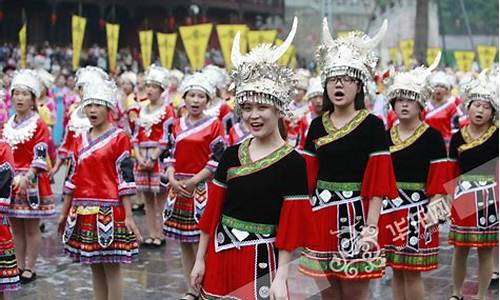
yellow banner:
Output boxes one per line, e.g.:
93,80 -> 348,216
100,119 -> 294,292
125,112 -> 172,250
247,30 -> 277,51
179,23 -> 213,70
157,32 -> 177,69
139,30 -> 153,68
399,39 -> 414,70
19,24 -> 27,69
216,24 -> 248,69
275,39 -> 295,66
106,23 -> 119,73
71,15 -> 86,71
389,47 -> 399,64
454,51 -> 475,72
427,48 -> 441,66
477,45 -> 498,70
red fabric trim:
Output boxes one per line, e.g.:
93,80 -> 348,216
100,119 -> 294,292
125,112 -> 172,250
427,161 -> 454,196
361,154 -> 398,199
275,199 -> 317,251
304,154 -> 319,195
198,181 -> 225,236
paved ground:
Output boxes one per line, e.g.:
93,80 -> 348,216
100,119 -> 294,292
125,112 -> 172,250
6,172 -> 500,299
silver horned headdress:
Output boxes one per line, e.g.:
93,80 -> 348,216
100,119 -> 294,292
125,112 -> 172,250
462,67 -> 498,112
317,18 -> 388,87
231,17 -> 298,117
386,51 -> 442,107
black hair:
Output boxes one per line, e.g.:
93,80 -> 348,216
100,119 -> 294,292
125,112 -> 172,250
322,81 -> 365,113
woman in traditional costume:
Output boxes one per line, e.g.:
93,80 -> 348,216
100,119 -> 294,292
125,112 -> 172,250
162,71 -> 224,300
190,17 -> 315,300
298,19 -> 399,299
58,79 -> 141,300
133,65 -> 175,248
448,69 -> 499,300
1,69 -> 55,283
380,53 -> 452,300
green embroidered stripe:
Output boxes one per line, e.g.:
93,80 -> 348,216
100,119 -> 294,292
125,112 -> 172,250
369,150 -> 390,157
227,144 -> 294,180
449,231 -> 498,244
459,174 -> 496,182
397,182 -> 425,190
299,255 -> 385,273
221,215 -> 276,235
212,179 -> 227,188
386,252 -> 438,267
317,180 -> 361,191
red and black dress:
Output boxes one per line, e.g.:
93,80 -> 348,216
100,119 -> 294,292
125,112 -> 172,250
0,141 -> 20,291
299,110 -> 398,280
448,124 -> 499,247
199,139 -> 315,299
380,123 -> 450,271
162,116 -> 225,243
62,127 -> 139,264
1,112 -> 55,218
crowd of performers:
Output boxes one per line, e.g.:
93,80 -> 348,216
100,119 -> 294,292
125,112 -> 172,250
0,16 -> 497,300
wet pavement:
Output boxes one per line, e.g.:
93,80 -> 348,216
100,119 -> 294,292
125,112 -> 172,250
6,172 -> 499,299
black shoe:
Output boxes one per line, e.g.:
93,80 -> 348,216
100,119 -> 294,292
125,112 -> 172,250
39,223 -> 46,233
20,269 -> 37,284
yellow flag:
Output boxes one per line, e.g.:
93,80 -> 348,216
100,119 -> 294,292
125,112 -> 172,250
106,23 -> 119,73
454,51 -> 475,72
19,24 -> 27,69
290,54 -> 298,69
247,30 -> 277,51
157,32 -> 177,69
275,39 -> 295,66
72,15 -> 86,71
477,45 -> 498,70
389,48 -> 399,64
179,23 -> 213,71
399,39 -> 414,70
139,30 -> 153,68
216,24 -> 248,69
427,48 -> 441,66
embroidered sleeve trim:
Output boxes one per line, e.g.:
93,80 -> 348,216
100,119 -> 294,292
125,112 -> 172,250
390,123 -> 429,153
315,110 -> 369,149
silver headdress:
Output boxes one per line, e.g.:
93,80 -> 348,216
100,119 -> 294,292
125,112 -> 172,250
462,67 -> 498,112
81,79 -> 118,112
144,65 -> 170,89
120,71 -> 137,87
386,52 -> 441,107
231,16 -> 298,117
180,72 -> 216,100
295,68 -> 311,90
317,18 -> 388,87
202,65 -> 229,90
306,76 -> 323,100
429,71 -> 452,90
76,66 -> 110,88
36,68 -> 55,90
10,69 -> 43,98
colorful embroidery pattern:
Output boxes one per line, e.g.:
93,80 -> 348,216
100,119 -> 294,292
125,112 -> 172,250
315,110 -> 369,149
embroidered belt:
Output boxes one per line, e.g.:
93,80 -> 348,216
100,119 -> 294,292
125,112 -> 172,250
215,217 -> 276,253
459,174 -> 496,182
317,180 -> 361,192
221,215 -> 276,235
397,182 -> 425,191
